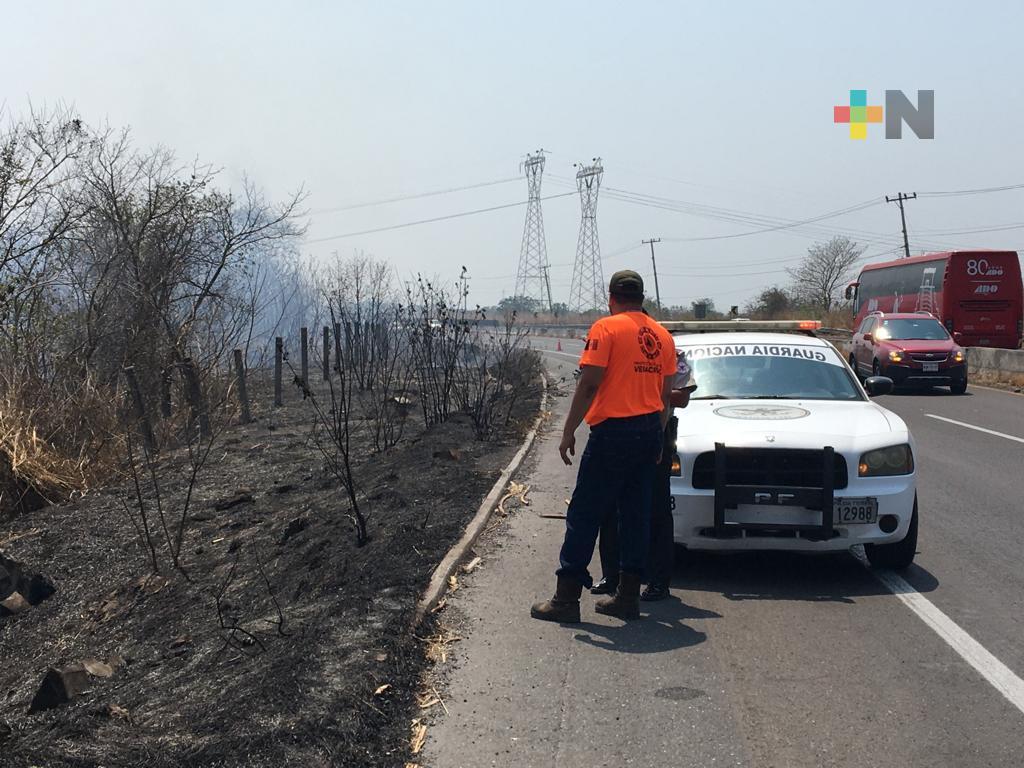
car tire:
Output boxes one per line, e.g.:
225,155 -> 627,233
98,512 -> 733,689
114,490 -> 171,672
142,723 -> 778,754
950,379 -> 968,395
849,354 -> 860,379
865,499 -> 918,570
872,360 -> 881,378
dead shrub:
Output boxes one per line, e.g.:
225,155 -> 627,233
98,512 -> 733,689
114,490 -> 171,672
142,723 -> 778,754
0,373 -> 122,514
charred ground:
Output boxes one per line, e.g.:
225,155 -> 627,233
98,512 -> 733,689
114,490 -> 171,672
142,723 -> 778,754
0,371 -> 542,767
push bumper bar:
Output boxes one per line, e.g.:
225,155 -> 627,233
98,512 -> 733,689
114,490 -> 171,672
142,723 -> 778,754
712,443 -> 836,540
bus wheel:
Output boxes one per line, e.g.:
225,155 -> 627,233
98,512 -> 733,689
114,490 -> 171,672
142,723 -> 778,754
950,379 -> 968,395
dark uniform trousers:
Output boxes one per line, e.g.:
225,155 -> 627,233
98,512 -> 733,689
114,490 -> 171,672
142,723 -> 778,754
556,412 -> 662,588
598,416 -> 676,587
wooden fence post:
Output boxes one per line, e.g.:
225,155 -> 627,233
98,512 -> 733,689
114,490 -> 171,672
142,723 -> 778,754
160,367 -> 173,418
322,326 -> 330,381
233,349 -> 252,424
274,337 -> 284,406
181,358 -> 211,439
123,365 -> 156,455
300,327 -> 309,385
333,323 -> 343,375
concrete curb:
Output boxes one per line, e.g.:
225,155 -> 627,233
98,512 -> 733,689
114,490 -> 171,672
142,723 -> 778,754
413,375 -> 549,628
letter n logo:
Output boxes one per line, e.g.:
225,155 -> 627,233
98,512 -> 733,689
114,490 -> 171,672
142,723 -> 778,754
885,90 -> 935,139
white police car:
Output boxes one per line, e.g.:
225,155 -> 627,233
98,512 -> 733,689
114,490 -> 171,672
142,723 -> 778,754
664,320 -> 918,569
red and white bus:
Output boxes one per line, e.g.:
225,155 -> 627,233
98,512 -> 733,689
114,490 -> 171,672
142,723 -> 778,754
846,250 -> 1023,348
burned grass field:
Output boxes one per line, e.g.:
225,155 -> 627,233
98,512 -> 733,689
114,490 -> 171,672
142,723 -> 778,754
0,365 -> 542,767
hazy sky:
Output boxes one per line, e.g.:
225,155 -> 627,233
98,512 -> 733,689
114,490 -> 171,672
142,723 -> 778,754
8,1 -> 1024,309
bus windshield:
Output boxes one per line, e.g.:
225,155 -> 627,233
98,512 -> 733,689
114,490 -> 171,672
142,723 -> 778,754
876,318 -> 949,341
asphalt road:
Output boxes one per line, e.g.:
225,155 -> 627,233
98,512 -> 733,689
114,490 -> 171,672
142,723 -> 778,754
424,336 -> 1024,768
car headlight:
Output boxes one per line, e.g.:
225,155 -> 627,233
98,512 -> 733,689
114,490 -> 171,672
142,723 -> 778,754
888,349 -> 905,363
953,349 -> 965,363
858,444 -> 914,477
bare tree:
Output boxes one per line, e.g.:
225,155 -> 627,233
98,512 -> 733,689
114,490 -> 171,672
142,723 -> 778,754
0,106 -> 90,382
67,128 -> 305,438
404,271 -> 474,427
787,236 -> 864,312
1,109 -> 306,515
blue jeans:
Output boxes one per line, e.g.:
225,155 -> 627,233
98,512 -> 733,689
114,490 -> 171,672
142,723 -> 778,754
557,412 -> 662,588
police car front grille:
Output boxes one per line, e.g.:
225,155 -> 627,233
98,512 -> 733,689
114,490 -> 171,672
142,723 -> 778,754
691,449 -> 848,490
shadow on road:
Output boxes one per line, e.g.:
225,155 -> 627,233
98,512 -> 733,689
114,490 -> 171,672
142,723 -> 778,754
886,386 -> 972,397
672,549 -> 940,604
572,595 -> 713,654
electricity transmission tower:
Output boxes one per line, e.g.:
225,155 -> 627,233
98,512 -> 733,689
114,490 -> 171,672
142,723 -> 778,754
569,158 -> 604,313
514,150 -> 552,311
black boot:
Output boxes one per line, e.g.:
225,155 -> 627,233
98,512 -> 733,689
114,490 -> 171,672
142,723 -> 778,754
590,576 -> 618,595
640,583 -> 670,602
594,572 -> 642,620
531,576 -> 583,623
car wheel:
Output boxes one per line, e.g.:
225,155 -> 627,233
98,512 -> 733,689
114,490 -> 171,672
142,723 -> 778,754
849,354 -> 860,379
872,359 -> 881,377
950,379 -> 968,395
865,499 -> 918,570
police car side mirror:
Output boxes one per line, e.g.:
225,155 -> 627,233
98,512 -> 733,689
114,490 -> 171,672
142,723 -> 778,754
864,376 -> 894,397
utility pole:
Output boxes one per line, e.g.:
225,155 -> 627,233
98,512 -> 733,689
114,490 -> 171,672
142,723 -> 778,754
885,192 -> 917,258
642,237 -> 662,314
540,264 -> 553,313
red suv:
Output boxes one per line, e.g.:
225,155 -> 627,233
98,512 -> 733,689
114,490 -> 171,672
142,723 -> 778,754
850,312 -> 968,394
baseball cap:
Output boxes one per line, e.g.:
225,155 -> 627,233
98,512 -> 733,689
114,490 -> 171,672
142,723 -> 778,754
608,269 -> 644,297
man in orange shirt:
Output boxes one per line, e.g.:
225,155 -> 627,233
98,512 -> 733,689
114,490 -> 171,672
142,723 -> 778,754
531,270 -> 676,623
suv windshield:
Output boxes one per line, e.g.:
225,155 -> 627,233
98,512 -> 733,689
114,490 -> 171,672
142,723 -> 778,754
876,318 -> 949,341
682,343 -> 863,401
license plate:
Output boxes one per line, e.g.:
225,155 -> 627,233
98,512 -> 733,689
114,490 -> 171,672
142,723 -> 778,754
922,362 -> 939,372
833,497 -> 878,524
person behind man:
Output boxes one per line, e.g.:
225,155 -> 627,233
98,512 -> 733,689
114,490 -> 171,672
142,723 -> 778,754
591,337 -> 697,601
531,270 -> 676,623
643,353 -> 696,600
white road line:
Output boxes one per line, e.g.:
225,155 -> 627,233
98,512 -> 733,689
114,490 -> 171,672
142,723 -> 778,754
925,414 -> 1024,444
538,349 -> 581,361
873,568 -> 1024,716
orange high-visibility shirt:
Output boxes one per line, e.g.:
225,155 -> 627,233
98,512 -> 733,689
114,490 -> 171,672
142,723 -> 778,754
578,311 -> 676,426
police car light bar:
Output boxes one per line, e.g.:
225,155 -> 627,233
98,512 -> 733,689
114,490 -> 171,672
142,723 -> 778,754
660,319 -> 822,334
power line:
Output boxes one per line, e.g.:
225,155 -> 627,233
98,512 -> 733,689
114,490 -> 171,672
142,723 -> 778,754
914,221 -> 1024,236
309,176 -> 520,215
919,182 -> 1024,198
306,191 -> 575,243
553,176 -> 964,252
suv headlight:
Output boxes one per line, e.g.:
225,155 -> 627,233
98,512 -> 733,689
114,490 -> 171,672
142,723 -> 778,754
953,349 -> 965,363
888,349 -> 905,363
858,444 -> 914,477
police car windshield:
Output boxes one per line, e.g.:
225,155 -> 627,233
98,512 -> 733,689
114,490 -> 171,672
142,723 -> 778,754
682,341 -> 862,401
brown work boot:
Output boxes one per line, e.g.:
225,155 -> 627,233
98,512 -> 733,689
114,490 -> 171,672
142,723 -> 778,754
530,576 -> 583,623
594,572 -> 642,620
